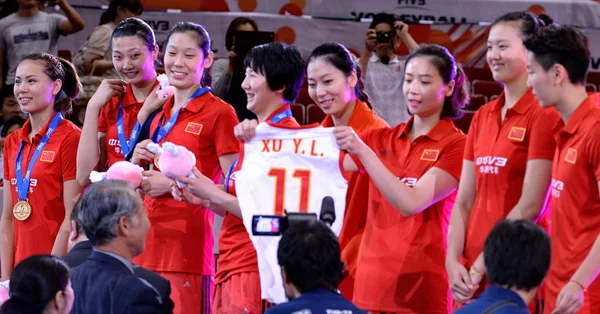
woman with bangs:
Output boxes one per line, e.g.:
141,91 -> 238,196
76,17 -> 160,185
131,22 -> 240,314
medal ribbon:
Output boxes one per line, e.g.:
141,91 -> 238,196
152,87 -> 211,143
268,107 -> 293,124
116,102 -> 142,157
15,113 -> 63,201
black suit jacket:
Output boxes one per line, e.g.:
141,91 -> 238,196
64,241 -> 174,314
70,250 -> 163,314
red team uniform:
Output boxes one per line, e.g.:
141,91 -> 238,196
133,91 -> 239,314
463,90 -> 560,296
321,100 -> 389,299
545,95 -> 600,314
3,114 -> 80,266
213,105 -> 300,313
352,117 -> 465,313
97,81 -> 159,167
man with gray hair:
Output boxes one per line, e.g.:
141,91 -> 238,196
70,180 -> 163,314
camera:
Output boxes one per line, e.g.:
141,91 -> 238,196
376,31 -> 394,43
252,197 -> 336,236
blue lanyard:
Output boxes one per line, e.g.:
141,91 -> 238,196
15,113 -> 63,201
224,158 -> 238,193
269,108 -> 293,124
152,87 -> 211,143
116,102 -> 142,157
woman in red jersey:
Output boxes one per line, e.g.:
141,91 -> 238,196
525,24 -> 600,314
306,43 -> 388,299
0,53 -> 82,279
171,41 -> 307,314
335,44 -> 468,313
76,17 -> 159,185
446,12 -> 560,308
131,22 -> 239,314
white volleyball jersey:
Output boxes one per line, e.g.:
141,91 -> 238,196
235,123 -> 348,304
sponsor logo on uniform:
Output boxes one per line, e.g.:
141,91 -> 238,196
185,122 -> 203,135
551,178 -> 564,198
400,177 -> 418,187
475,156 -> 508,174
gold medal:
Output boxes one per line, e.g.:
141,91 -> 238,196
13,200 -> 32,221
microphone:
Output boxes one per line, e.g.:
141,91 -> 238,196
319,196 -> 336,227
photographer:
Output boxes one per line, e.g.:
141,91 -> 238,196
358,13 -> 418,126
266,221 -> 366,314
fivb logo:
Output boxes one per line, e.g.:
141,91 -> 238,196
475,156 -> 508,174
551,178 -> 564,198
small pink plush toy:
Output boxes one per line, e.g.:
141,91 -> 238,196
89,161 -> 145,188
156,73 -> 176,99
147,142 -> 196,187
0,280 -> 9,306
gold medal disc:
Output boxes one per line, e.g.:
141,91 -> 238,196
13,200 -> 32,221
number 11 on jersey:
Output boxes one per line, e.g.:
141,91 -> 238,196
268,168 -> 311,215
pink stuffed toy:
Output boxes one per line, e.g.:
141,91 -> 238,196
89,161 -> 144,188
0,280 -> 9,305
147,142 -> 196,187
156,73 -> 175,99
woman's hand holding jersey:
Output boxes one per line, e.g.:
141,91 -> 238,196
234,119 -> 258,142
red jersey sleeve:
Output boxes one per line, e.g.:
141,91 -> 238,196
527,108 -> 561,160
353,128 -> 381,172
434,135 -> 466,180
60,129 -> 81,182
98,105 -> 109,134
463,110 -> 481,161
212,104 -> 240,157
588,122 -> 600,181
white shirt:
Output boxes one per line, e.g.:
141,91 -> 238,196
364,52 -> 409,126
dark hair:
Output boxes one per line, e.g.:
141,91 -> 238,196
76,180 -> 141,246
484,219 -> 550,291
99,0 -> 143,25
165,22 -> 212,87
404,44 -> 469,119
369,13 -> 397,30
0,255 -> 70,314
244,42 -> 304,104
0,115 -> 25,137
537,13 -> 554,27
308,43 -> 372,109
225,17 -> 258,51
0,86 -> 14,108
277,221 -> 343,293
19,53 -> 81,115
491,11 -> 545,38
111,17 -> 156,52
524,25 -> 590,85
